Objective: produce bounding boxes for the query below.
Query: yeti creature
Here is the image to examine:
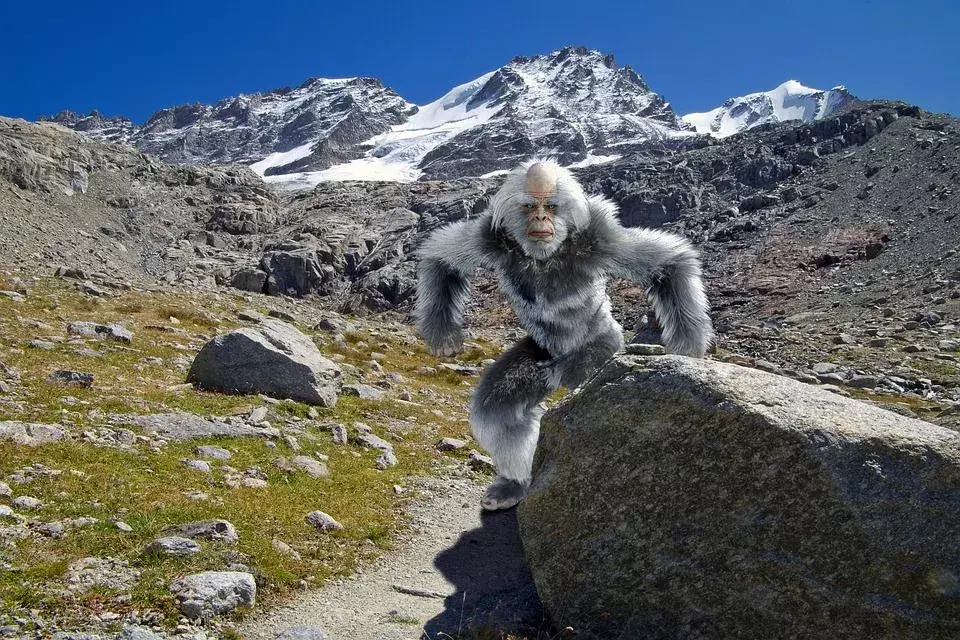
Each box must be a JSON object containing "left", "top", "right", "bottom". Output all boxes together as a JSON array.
[{"left": 414, "top": 159, "right": 713, "bottom": 510}]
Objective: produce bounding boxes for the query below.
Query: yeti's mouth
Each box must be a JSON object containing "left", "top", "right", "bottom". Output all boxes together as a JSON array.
[{"left": 528, "top": 231, "right": 554, "bottom": 240}]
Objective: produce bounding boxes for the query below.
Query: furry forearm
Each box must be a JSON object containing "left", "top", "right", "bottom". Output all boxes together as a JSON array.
[
  {"left": 413, "top": 219, "right": 487, "bottom": 355},
  {"left": 413, "top": 257, "right": 469, "bottom": 355},
  {"left": 612, "top": 228, "right": 714, "bottom": 357}
]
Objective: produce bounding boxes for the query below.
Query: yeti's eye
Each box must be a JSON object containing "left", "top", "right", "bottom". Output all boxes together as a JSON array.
[
  {"left": 546, "top": 203, "right": 557, "bottom": 211},
  {"left": 521, "top": 203, "right": 534, "bottom": 211}
]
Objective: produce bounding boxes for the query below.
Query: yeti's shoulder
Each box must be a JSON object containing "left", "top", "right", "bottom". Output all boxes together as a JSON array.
[{"left": 569, "top": 194, "right": 625, "bottom": 250}]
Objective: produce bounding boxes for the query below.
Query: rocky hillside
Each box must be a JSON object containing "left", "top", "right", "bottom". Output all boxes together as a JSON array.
[{"left": 3, "top": 96, "right": 959, "bottom": 427}]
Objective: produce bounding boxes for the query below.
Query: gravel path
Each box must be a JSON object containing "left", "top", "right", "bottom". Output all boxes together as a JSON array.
[{"left": 240, "top": 476, "right": 544, "bottom": 640}]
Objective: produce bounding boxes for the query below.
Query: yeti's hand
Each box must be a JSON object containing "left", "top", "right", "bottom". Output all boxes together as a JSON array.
[{"left": 427, "top": 331, "right": 464, "bottom": 357}]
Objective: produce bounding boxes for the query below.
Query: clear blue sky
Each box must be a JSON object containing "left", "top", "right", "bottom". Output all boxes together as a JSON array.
[{"left": 1, "top": 0, "right": 957, "bottom": 123}]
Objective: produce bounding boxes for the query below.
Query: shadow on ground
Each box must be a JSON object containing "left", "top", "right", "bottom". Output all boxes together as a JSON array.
[{"left": 423, "top": 507, "right": 549, "bottom": 638}]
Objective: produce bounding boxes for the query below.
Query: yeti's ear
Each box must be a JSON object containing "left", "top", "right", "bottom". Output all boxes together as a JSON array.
[
  {"left": 554, "top": 170, "right": 591, "bottom": 230},
  {"left": 488, "top": 166, "right": 530, "bottom": 230}
]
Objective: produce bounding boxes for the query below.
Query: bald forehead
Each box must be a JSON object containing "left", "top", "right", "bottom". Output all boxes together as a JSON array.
[{"left": 524, "top": 162, "right": 558, "bottom": 198}]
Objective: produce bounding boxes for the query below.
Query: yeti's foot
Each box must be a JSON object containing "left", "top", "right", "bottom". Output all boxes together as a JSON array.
[{"left": 480, "top": 476, "right": 529, "bottom": 511}]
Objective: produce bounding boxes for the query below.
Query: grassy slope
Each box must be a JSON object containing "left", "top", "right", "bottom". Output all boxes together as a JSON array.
[{"left": 0, "top": 272, "right": 498, "bottom": 633}]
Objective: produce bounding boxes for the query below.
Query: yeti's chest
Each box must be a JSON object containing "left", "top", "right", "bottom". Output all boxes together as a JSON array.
[{"left": 497, "top": 267, "right": 604, "bottom": 324}]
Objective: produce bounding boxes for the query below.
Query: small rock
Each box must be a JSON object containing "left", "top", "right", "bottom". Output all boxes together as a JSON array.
[
  {"left": 272, "top": 539, "right": 301, "bottom": 560},
  {"left": 47, "top": 370, "right": 94, "bottom": 388},
  {"left": 67, "top": 321, "right": 133, "bottom": 344},
  {"left": 66, "top": 556, "right": 140, "bottom": 593},
  {"left": 145, "top": 537, "right": 201, "bottom": 557},
  {"left": 467, "top": 450, "right": 496, "bottom": 473},
  {"left": 314, "top": 317, "right": 344, "bottom": 332},
  {"left": 331, "top": 424, "right": 348, "bottom": 445},
  {"left": 437, "top": 362, "right": 480, "bottom": 375},
  {"left": 305, "top": 510, "right": 344, "bottom": 532},
  {"left": 12, "top": 496, "right": 42, "bottom": 510},
  {"left": 903, "top": 344, "right": 924, "bottom": 353},
  {"left": 242, "top": 477, "right": 269, "bottom": 488},
  {"left": 183, "top": 459, "right": 212, "bottom": 474},
  {"left": 291, "top": 455, "right": 329, "bottom": 478},
  {"left": 249, "top": 406, "right": 269, "bottom": 423},
  {"left": 376, "top": 452, "right": 399, "bottom": 469},
  {"left": 269, "top": 309, "right": 297, "bottom": 322},
  {"left": 79, "top": 282, "right": 110, "bottom": 297},
  {"left": 118, "top": 626, "right": 165, "bottom": 640},
  {"left": 847, "top": 375, "right": 880, "bottom": 389},
  {"left": 187, "top": 320, "right": 343, "bottom": 406},
  {"left": 171, "top": 519, "right": 239, "bottom": 543},
  {"left": 0, "top": 481, "right": 10, "bottom": 498},
  {"left": 170, "top": 571, "right": 256, "bottom": 619},
  {"left": 0, "top": 505, "right": 15, "bottom": 519},
  {"left": 811, "top": 362, "right": 840, "bottom": 375},
  {"left": 355, "top": 432, "right": 394, "bottom": 454},
  {"left": 114, "top": 521, "right": 133, "bottom": 533},
  {"left": 28, "top": 339, "right": 56, "bottom": 350},
  {"left": 939, "top": 339, "right": 960, "bottom": 352},
  {"left": 917, "top": 310, "right": 942, "bottom": 325},
  {"left": 437, "top": 437, "right": 468, "bottom": 451},
  {"left": 195, "top": 445, "right": 232, "bottom": 461},
  {"left": 624, "top": 343, "right": 666, "bottom": 356},
  {"left": 38, "top": 522, "right": 66, "bottom": 537},
  {"left": 342, "top": 384, "right": 386, "bottom": 401},
  {"left": 832, "top": 333, "right": 856, "bottom": 345}
]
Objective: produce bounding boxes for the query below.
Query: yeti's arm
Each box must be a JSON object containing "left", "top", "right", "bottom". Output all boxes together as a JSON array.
[
  {"left": 603, "top": 222, "right": 714, "bottom": 357},
  {"left": 413, "top": 218, "right": 490, "bottom": 356}
]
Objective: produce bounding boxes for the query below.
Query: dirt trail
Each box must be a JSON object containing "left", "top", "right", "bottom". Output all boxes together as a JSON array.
[{"left": 240, "top": 476, "right": 544, "bottom": 640}]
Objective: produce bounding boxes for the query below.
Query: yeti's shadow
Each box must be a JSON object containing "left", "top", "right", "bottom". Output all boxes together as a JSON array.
[{"left": 422, "top": 507, "right": 548, "bottom": 639}]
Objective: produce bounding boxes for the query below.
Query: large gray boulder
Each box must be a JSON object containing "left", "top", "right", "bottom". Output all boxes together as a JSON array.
[
  {"left": 187, "top": 319, "right": 341, "bottom": 406},
  {"left": 519, "top": 355, "right": 960, "bottom": 640}
]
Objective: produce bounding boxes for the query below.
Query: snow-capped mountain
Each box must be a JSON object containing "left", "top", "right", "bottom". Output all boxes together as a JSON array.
[
  {"left": 45, "top": 47, "right": 691, "bottom": 184},
  {"left": 42, "top": 51, "right": 855, "bottom": 184},
  {"left": 294, "top": 47, "right": 690, "bottom": 184},
  {"left": 682, "top": 80, "right": 856, "bottom": 138}
]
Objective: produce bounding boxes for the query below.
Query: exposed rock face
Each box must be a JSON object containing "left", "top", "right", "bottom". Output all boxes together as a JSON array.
[
  {"left": 519, "top": 355, "right": 960, "bottom": 640},
  {"left": 41, "top": 110, "right": 137, "bottom": 143},
  {"left": 187, "top": 319, "right": 342, "bottom": 406}
]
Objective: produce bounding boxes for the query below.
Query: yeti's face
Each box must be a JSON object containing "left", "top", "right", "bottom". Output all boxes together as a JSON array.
[{"left": 491, "top": 160, "right": 589, "bottom": 260}]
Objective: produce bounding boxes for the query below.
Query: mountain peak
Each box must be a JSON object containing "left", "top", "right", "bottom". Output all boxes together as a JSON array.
[{"left": 683, "top": 81, "right": 856, "bottom": 138}]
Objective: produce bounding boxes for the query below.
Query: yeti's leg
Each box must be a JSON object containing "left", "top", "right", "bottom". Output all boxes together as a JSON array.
[
  {"left": 558, "top": 326, "right": 624, "bottom": 389},
  {"left": 470, "top": 337, "right": 557, "bottom": 511}
]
